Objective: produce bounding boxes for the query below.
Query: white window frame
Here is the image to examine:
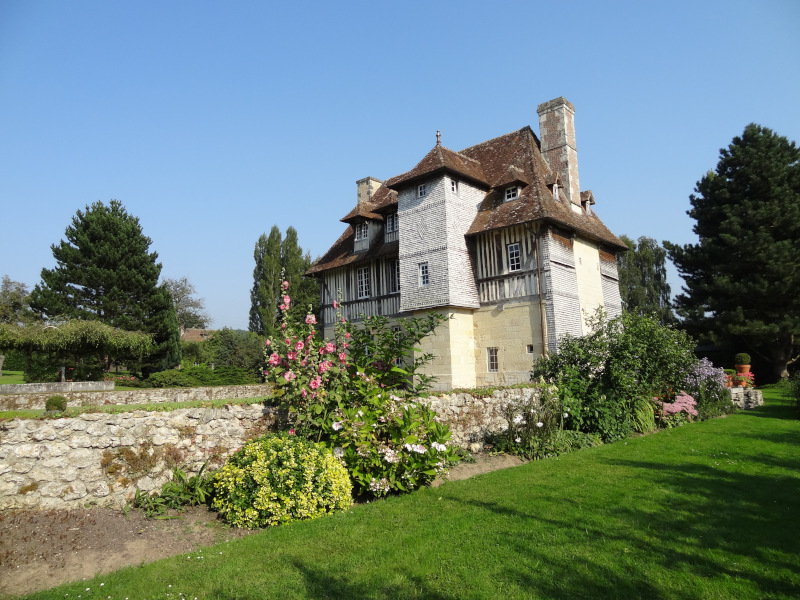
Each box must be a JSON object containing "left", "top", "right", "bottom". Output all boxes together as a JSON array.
[
  {"left": 357, "top": 267, "right": 371, "bottom": 299},
  {"left": 418, "top": 262, "right": 429, "bottom": 287},
  {"left": 487, "top": 347, "right": 498, "bottom": 372},
  {"left": 451, "top": 179, "right": 459, "bottom": 194},
  {"left": 505, "top": 186, "right": 519, "bottom": 202},
  {"left": 418, "top": 183, "right": 428, "bottom": 198},
  {"left": 507, "top": 242, "right": 521, "bottom": 272},
  {"left": 385, "top": 213, "right": 398, "bottom": 233},
  {"left": 354, "top": 222, "right": 369, "bottom": 241},
  {"left": 388, "top": 259, "right": 400, "bottom": 293}
]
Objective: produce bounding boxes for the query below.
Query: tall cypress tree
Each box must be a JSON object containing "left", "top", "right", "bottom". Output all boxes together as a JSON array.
[
  {"left": 30, "top": 200, "right": 181, "bottom": 374},
  {"left": 249, "top": 226, "right": 283, "bottom": 338},
  {"left": 616, "top": 235, "right": 675, "bottom": 324},
  {"left": 665, "top": 124, "right": 800, "bottom": 379}
]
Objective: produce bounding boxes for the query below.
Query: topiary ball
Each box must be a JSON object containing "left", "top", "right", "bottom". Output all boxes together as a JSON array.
[
  {"left": 45, "top": 395, "right": 67, "bottom": 413},
  {"left": 211, "top": 433, "right": 353, "bottom": 529}
]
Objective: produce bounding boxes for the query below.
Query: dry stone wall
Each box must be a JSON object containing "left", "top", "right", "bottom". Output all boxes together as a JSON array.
[
  {"left": 0, "top": 387, "right": 540, "bottom": 511},
  {"left": 0, "top": 384, "right": 272, "bottom": 411}
]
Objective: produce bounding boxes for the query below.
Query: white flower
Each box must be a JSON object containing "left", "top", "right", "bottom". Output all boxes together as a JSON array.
[
  {"left": 333, "top": 446, "right": 344, "bottom": 458},
  {"left": 515, "top": 437, "right": 521, "bottom": 443},
  {"left": 563, "top": 412, "right": 569, "bottom": 418},
  {"left": 431, "top": 442, "right": 447, "bottom": 452},
  {"left": 536, "top": 422, "right": 544, "bottom": 428},
  {"left": 332, "top": 421, "right": 343, "bottom": 431},
  {"left": 513, "top": 414, "right": 524, "bottom": 425}
]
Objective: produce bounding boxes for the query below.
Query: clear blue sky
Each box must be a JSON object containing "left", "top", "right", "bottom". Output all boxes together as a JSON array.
[{"left": 2, "top": 0, "right": 798, "bottom": 330}]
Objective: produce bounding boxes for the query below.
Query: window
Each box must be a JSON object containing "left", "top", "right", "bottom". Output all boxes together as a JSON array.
[
  {"left": 507, "top": 242, "right": 521, "bottom": 272},
  {"left": 357, "top": 267, "right": 371, "bottom": 298},
  {"left": 526, "top": 344, "right": 534, "bottom": 354},
  {"left": 552, "top": 182, "right": 559, "bottom": 200},
  {"left": 487, "top": 348, "right": 498, "bottom": 372},
  {"left": 385, "top": 213, "right": 398, "bottom": 233},
  {"left": 418, "top": 183, "right": 428, "bottom": 198},
  {"left": 355, "top": 222, "right": 369, "bottom": 241},
  {"left": 505, "top": 186, "right": 519, "bottom": 202},
  {"left": 388, "top": 259, "right": 400, "bottom": 293},
  {"left": 418, "top": 262, "right": 429, "bottom": 287},
  {"left": 451, "top": 179, "right": 459, "bottom": 194}
]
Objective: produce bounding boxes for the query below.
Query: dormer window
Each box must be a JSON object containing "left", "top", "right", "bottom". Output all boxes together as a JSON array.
[
  {"left": 385, "top": 213, "right": 398, "bottom": 233},
  {"left": 355, "top": 222, "right": 369, "bottom": 241},
  {"left": 505, "top": 186, "right": 519, "bottom": 202},
  {"left": 418, "top": 183, "right": 428, "bottom": 198},
  {"left": 552, "top": 183, "right": 559, "bottom": 201},
  {"left": 451, "top": 179, "right": 459, "bottom": 194}
]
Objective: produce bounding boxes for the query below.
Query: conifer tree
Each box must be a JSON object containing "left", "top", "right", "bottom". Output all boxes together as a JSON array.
[
  {"left": 29, "top": 200, "right": 181, "bottom": 374},
  {"left": 665, "top": 124, "right": 800, "bottom": 379}
]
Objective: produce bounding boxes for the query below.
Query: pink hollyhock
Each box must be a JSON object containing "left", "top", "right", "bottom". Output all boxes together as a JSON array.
[
  {"left": 339, "top": 352, "right": 347, "bottom": 363},
  {"left": 309, "top": 376, "right": 322, "bottom": 390},
  {"left": 333, "top": 301, "right": 338, "bottom": 309},
  {"left": 287, "top": 351, "right": 297, "bottom": 360},
  {"left": 283, "top": 371, "right": 296, "bottom": 382},
  {"left": 345, "top": 332, "right": 351, "bottom": 339},
  {"left": 295, "top": 340, "right": 304, "bottom": 351},
  {"left": 283, "top": 295, "right": 291, "bottom": 305},
  {"left": 325, "top": 342, "right": 335, "bottom": 353},
  {"left": 301, "top": 388, "right": 307, "bottom": 398},
  {"left": 268, "top": 353, "right": 281, "bottom": 366},
  {"left": 289, "top": 428, "right": 296, "bottom": 435},
  {"left": 282, "top": 280, "right": 289, "bottom": 290},
  {"left": 281, "top": 323, "right": 286, "bottom": 329},
  {"left": 285, "top": 338, "right": 290, "bottom": 344},
  {"left": 305, "top": 314, "right": 317, "bottom": 325},
  {"left": 279, "top": 304, "right": 286, "bottom": 311}
]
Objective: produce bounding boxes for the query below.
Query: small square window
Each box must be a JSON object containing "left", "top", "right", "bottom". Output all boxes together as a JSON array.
[
  {"left": 451, "top": 179, "right": 459, "bottom": 194},
  {"left": 418, "top": 262, "right": 429, "bottom": 287},
  {"left": 526, "top": 344, "right": 534, "bottom": 354},
  {"left": 507, "top": 242, "right": 521, "bottom": 272},
  {"left": 357, "top": 267, "right": 371, "bottom": 299},
  {"left": 487, "top": 347, "right": 498, "bottom": 372},
  {"left": 418, "top": 184, "right": 428, "bottom": 198},
  {"left": 505, "top": 186, "right": 519, "bottom": 202}
]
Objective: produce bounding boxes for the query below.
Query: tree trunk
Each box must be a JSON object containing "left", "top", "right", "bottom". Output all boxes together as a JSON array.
[{"left": 0, "top": 353, "right": 4, "bottom": 377}]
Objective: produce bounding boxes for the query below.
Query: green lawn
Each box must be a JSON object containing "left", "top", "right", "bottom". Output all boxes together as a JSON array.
[
  {"left": 18, "top": 390, "right": 800, "bottom": 600},
  {"left": 0, "top": 370, "right": 25, "bottom": 385}
]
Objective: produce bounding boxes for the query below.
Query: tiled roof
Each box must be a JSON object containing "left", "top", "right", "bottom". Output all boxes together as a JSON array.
[{"left": 309, "top": 123, "right": 626, "bottom": 275}]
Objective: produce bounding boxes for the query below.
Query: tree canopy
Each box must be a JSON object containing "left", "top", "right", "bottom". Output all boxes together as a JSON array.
[
  {"left": 249, "top": 225, "right": 319, "bottom": 339},
  {"left": 164, "top": 276, "right": 210, "bottom": 330},
  {"left": 29, "top": 200, "right": 181, "bottom": 374},
  {"left": 616, "top": 235, "right": 675, "bottom": 324},
  {"left": 665, "top": 124, "right": 800, "bottom": 379}
]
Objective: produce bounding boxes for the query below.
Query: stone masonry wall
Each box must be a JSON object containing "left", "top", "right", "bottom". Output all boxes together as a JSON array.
[
  {"left": 0, "top": 387, "right": 539, "bottom": 511},
  {"left": 0, "top": 384, "right": 272, "bottom": 411}
]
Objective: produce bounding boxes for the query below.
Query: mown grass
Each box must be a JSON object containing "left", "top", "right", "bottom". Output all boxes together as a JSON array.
[
  {"left": 0, "top": 396, "right": 268, "bottom": 421},
  {"left": 0, "top": 370, "right": 25, "bottom": 385},
  {"left": 18, "top": 392, "right": 800, "bottom": 600}
]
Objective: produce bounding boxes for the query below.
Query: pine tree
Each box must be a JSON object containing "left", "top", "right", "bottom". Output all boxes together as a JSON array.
[
  {"left": 29, "top": 200, "right": 181, "bottom": 374},
  {"left": 616, "top": 235, "right": 675, "bottom": 324},
  {"left": 665, "top": 124, "right": 800, "bottom": 379}
]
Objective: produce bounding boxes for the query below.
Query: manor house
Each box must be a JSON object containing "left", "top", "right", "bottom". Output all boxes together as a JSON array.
[{"left": 308, "top": 97, "right": 626, "bottom": 391}]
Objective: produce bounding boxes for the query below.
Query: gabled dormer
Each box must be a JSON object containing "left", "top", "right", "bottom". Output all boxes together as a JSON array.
[{"left": 340, "top": 176, "right": 383, "bottom": 253}]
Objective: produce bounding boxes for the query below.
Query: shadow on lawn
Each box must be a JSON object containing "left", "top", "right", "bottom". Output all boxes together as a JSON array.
[{"left": 736, "top": 402, "right": 798, "bottom": 420}]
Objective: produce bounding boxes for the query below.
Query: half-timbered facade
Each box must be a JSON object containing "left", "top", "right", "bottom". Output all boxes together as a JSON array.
[{"left": 308, "top": 98, "right": 627, "bottom": 391}]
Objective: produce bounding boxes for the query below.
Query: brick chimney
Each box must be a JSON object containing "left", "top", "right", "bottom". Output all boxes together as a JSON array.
[
  {"left": 356, "top": 176, "right": 382, "bottom": 205},
  {"left": 537, "top": 97, "right": 580, "bottom": 206}
]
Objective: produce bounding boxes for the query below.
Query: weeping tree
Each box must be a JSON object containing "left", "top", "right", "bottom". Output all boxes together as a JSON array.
[{"left": 0, "top": 320, "right": 153, "bottom": 382}]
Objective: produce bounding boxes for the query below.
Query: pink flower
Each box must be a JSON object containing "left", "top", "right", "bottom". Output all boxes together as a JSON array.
[
  {"left": 325, "top": 342, "right": 335, "bottom": 353},
  {"left": 345, "top": 332, "right": 351, "bottom": 339},
  {"left": 287, "top": 351, "right": 297, "bottom": 360},
  {"left": 285, "top": 338, "right": 291, "bottom": 344},
  {"left": 309, "top": 376, "right": 322, "bottom": 390},
  {"left": 301, "top": 359, "right": 307, "bottom": 366},
  {"left": 339, "top": 352, "right": 347, "bottom": 363},
  {"left": 268, "top": 353, "right": 281, "bottom": 366},
  {"left": 265, "top": 339, "right": 271, "bottom": 346},
  {"left": 282, "top": 280, "right": 289, "bottom": 290},
  {"left": 281, "top": 323, "right": 286, "bottom": 329},
  {"left": 279, "top": 304, "right": 286, "bottom": 311},
  {"left": 343, "top": 343, "right": 349, "bottom": 349},
  {"left": 283, "top": 371, "right": 296, "bottom": 382},
  {"left": 283, "top": 295, "right": 291, "bottom": 305},
  {"left": 289, "top": 428, "right": 296, "bottom": 435},
  {"left": 333, "top": 301, "right": 338, "bottom": 309},
  {"left": 305, "top": 314, "right": 317, "bottom": 325},
  {"left": 341, "top": 317, "right": 346, "bottom": 323},
  {"left": 301, "top": 389, "right": 307, "bottom": 398},
  {"left": 295, "top": 340, "right": 304, "bottom": 351}
]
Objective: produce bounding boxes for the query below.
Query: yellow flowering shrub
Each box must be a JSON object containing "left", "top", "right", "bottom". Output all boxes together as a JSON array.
[{"left": 211, "top": 433, "right": 353, "bottom": 528}]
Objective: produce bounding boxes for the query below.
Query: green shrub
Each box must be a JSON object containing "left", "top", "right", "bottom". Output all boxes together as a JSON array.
[
  {"left": 132, "top": 464, "right": 213, "bottom": 517},
  {"left": 181, "top": 365, "right": 258, "bottom": 386},
  {"left": 142, "top": 369, "right": 198, "bottom": 388},
  {"left": 734, "top": 352, "right": 751, "bottom": 365},
  {"left": 45, "top": 395, "right": 67, "bottom": 412},
  {"left": 212, "top": 433, "right": 353, "bottom": 528},
  {"left": 2, "top": 350, "right": 26, "bottom": 371},
  {"left": 632, "top": 396, "right": 656, "bottom": 434},
  {"left": 491, "top": 381, "right": 565, "bottom": 459}
]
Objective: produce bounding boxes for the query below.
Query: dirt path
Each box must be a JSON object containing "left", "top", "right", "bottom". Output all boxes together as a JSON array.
[{"left": 0, "top": 454, "right": 525, "bottom": 597}]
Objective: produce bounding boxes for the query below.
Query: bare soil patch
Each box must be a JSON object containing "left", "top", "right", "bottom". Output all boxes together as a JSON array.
[{"left": 0, "top": 454, "right": 525, "bottom": 597}]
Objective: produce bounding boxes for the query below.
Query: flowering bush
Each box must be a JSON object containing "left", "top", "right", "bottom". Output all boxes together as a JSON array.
[
  {"left": 211, "top": 433, "right": 352, "bottom": 529},
  {"left": 656, "top": 391, "right": 698, "bottom": 428},
  {"left": 684, "top": 358, "right": 735, "bottom": 419},
  {"left": 263, "top": 280, "right": 458, "bottom": 499}
]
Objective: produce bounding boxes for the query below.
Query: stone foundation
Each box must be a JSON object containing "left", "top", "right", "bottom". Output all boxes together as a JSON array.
[{"left": 729, "top": 387, "right": 764, "bottom": 410}]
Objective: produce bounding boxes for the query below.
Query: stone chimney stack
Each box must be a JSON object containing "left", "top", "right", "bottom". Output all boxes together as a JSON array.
[
  {"left": 537, "top": 97, "right": 580, "bottom": 205},
  {"left": 356, "top": 176, "right": 383, "bottom": 205}
]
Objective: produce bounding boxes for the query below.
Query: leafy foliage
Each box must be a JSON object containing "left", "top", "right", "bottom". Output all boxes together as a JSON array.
[
  {"left": 263, "top": 281, "right": 457, "bottom": 498},
  {"left": 45, "top": 395, "right": 67, "bottom": 412},
  {"left": 28, "top": 200, "right": 181, "bottom": 375},
  {"left": 163, "top": 276, "right": 210, "bottom": 330},
  {"left": 616, "top": 235, "right": 675, "bottom": 324},
  {"left": 206, "top": 328, "right": 263, "bottom": 373},
  {"left": 665, "top": 124, "right": 800, "bottom": 380},
  {"left": 211, "top": 433, "right": 353, "bottom": 529},
  {"left": 132, "top": 464, "right": 214, "bottom": 518},
  {"left": 533, "top": 311, "right": 699, "bottom": 441}
]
